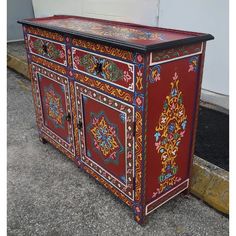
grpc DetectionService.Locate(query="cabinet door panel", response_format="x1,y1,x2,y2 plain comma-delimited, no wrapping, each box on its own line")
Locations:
75,82,135,200
31,63,75,158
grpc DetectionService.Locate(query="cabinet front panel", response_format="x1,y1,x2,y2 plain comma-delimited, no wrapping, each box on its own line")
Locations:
31,63,75,157
75,82,135,200
72,47,135,92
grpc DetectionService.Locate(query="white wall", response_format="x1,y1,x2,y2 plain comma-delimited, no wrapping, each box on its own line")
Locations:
32,0,160,26
32,0,83,18
7,0,34,41
158,0,229,97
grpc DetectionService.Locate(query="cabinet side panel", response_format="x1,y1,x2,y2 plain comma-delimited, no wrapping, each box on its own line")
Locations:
145,51,204,214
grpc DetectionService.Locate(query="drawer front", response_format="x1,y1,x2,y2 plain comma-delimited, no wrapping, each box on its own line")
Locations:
72,47,135,92
75,82,135,200
28,34,67,66
31,63,75,158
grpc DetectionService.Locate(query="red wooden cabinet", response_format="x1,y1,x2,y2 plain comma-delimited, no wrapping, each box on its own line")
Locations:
19,15,213,224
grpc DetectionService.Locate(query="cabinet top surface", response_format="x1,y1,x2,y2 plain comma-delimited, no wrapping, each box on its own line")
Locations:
19,15,214,52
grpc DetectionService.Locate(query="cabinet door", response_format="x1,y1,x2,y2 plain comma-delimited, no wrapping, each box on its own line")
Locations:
31,63,75,159
75,82,135,200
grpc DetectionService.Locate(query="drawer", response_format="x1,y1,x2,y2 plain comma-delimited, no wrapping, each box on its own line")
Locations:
27,34,67,66
72,47,135,92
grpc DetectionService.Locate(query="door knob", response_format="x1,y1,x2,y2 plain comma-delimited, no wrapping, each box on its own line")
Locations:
42,44,48,54
95,62,103,74
66,112,71,122
77,120,83,130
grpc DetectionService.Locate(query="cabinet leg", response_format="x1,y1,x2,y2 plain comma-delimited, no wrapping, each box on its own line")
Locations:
39,136,47,144
133,205,146,226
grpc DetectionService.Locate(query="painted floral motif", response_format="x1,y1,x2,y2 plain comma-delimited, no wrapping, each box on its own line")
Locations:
136,69,143,90
72,47,134,91
135,93,144,110
88,112,123,163
151,43,202,64
44,85,65,129
77,54,125,82
188,56,199,72
153,72,187,196
31,38,64,60
119,113,126,123
123,69,132,83
31,55,67,75
136,54,143,63
72,38,133,62
26,26,65,42
73,73,133,102
149,65,161,83
43,18,165,42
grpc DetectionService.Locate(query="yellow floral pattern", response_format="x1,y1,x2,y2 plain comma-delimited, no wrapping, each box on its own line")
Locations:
89,112,123,161
153,72,187,195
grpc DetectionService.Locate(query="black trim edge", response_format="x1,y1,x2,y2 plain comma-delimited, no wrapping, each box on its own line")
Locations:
18,19,214,53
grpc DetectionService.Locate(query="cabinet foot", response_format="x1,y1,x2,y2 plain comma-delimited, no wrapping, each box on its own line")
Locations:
133,205,147,226
134,214,147,226
39,137,47,144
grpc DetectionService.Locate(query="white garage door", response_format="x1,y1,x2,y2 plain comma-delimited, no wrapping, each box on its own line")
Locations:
32,0,160,26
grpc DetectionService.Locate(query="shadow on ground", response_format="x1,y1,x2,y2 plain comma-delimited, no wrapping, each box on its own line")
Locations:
195,107,229,171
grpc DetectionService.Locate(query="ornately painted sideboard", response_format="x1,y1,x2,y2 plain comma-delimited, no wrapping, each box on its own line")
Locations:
18,15,213,224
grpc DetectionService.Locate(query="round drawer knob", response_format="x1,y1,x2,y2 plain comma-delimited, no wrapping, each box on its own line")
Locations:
95,62,103,74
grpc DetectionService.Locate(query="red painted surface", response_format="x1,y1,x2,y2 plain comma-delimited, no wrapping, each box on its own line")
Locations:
72,47,134,90
82,96,126,182
30,63,75,157
145,55,201,207
38,74,69,142
151,43,202,64
146,180,189,213
28,34,67,65
24,15,207,46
